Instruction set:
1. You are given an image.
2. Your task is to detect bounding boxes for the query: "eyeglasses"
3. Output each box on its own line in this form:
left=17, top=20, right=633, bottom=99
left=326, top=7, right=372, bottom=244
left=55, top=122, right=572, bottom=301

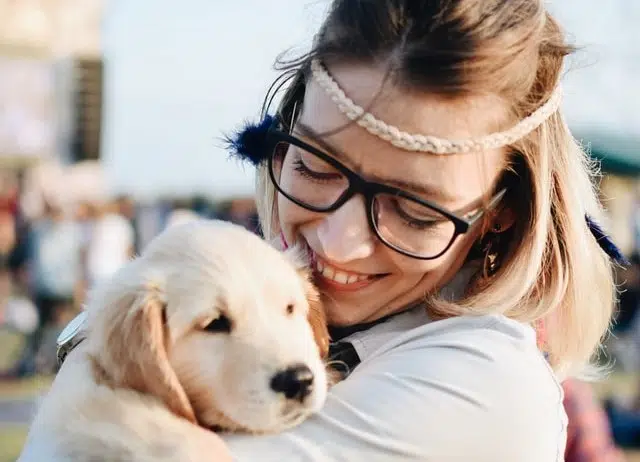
left=266, top=128, right=507, bottom=260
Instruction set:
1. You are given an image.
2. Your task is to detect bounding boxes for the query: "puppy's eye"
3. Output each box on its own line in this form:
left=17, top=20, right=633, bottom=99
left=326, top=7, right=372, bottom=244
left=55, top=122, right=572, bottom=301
left=286, top=304, right=295, bottom=315
left=204, top=314, right=232, bottom=333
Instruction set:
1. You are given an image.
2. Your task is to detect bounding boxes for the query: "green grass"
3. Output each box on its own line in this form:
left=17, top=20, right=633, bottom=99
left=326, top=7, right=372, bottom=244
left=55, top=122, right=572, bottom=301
left=0, top=330, right=25, bottom=372
left=0, top=375, right=51, bottom=462
left=0, top=426, right=28, bottom=462
left=0, top=328, right=52, bottom=461
left=0, top=376, right=52, bottom=400
left=0, top=376, right=51, bottom=462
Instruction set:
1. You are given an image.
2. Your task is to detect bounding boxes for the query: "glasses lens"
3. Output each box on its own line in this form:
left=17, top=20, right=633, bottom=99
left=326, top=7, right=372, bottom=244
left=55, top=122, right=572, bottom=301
left=372, top=192, right=456, bottom=258
left=271, top=141, right=349, bottom=210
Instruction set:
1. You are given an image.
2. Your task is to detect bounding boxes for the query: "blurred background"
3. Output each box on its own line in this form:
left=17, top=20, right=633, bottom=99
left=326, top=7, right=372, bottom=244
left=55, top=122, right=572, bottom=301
left=0, top=1, right=639, bottom=460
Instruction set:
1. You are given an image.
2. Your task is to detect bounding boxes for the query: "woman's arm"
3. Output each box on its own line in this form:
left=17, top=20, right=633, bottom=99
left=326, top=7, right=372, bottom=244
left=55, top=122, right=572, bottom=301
left=223, top=315, right=567, bottom=462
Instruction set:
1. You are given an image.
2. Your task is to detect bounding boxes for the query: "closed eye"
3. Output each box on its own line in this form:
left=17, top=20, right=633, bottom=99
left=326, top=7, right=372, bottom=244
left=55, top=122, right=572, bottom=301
left=204, top=313, right=232, bottom=333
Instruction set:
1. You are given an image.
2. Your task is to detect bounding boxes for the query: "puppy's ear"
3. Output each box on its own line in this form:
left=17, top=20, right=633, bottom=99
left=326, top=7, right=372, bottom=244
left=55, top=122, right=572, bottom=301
left=90, top=285, right=197, bottom=424
left=282, top=244, right=331, bottom=359
left=306, top=278, right=330, bottom=360
left=298, top=267, right=330, bottom=359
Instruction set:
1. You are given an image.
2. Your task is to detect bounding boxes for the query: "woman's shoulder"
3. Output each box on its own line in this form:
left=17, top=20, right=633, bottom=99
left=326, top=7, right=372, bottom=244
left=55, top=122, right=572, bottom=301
left=346, top=313, right=567, bottom=459
left=358, top=313, right=560, bottom=378
left=348, top=308, right=542, bottom=367
left=395, top=313, right=539, bottom=356
left=350, top=310, right=566, bottom=430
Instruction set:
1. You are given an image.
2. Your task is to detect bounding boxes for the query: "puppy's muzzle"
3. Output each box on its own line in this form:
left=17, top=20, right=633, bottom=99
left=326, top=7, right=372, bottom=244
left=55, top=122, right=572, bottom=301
left=270, top=364, right=314, bottom=402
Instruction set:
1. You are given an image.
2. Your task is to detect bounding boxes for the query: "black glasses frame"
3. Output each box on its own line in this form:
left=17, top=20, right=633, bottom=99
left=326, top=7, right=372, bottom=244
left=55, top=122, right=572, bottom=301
left=265, top=127, right=507, bottom=260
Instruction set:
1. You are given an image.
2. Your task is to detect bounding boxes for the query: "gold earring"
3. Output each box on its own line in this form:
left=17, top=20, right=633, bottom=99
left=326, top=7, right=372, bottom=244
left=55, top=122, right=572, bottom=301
left=482, top=233, right=502, bottom=277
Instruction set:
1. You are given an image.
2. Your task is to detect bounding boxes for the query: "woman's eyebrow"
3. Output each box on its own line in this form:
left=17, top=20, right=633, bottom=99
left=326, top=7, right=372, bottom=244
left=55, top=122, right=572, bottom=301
left=294, top=122, right=462, bottom=204
left=294, top=122, right=349, bottom=162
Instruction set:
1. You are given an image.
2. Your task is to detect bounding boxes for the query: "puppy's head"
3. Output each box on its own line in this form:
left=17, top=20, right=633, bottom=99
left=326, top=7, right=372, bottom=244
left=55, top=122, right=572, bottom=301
left=86, top=220, right=329, bottom=433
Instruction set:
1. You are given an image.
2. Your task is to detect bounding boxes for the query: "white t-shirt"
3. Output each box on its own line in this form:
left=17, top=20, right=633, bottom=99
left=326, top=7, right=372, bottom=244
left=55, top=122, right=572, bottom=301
left=86, top=214, right=134, bottom=286
left=223, top=264, right=568, bottom=462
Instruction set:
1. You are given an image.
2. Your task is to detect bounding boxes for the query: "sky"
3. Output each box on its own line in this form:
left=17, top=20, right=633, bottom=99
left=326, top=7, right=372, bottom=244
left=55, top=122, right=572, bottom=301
left=102, top=0, right=328, bottom=200
left=101, top=0, right=639, bottom=201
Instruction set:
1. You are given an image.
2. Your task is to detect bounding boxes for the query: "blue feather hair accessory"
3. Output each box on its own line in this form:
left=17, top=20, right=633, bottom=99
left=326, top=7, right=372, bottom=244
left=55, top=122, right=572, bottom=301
left=585, top=214, right=629, bottom=266
left=224, top=114, right=276, bottom=167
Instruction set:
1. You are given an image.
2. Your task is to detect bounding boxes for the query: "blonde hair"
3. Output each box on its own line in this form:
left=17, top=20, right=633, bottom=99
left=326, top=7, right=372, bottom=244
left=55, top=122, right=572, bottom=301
left=256, top=0, right=615, bottom=377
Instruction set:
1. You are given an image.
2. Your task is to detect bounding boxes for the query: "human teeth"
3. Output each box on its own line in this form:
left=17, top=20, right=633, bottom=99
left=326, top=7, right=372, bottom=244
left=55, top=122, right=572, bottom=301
left=315, top=259, right=372, bottom=285
left=322, top=267, right=335, bottom=279
left=334, top=272, right=349, bottom=284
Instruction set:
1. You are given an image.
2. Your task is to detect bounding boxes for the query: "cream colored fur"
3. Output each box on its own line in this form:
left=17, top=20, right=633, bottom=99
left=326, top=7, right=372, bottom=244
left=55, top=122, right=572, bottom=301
left=18, top=220, right=329, bottom=462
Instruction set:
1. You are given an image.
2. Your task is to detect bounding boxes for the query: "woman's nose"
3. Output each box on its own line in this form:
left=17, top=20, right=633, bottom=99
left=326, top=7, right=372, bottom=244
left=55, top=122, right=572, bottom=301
left=316, top=196, right=375, bottom=263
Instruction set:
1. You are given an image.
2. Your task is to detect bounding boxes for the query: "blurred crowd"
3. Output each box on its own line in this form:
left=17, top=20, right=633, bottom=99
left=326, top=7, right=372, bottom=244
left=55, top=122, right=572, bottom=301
left=0, top=168, right=258, bottom=378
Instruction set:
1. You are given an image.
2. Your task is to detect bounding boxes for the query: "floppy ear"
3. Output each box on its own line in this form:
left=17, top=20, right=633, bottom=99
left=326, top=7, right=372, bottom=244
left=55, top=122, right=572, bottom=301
left=282, top=244, right=331, bottom=359
left=298, top=267, right=330, bottom=359
left=89, top=284, right=197, bottom=424
left=297, top=272, right=346, bottom=386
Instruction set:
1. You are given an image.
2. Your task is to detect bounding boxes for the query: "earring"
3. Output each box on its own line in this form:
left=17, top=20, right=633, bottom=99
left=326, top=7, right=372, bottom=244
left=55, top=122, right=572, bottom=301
left=482, top=230, right=502, bottom=277
left=481, top=237, right=493, bottom=276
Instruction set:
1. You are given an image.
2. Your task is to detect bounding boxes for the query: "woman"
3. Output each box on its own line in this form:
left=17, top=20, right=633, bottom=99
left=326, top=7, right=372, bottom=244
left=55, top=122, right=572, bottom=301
left=218, top=0, right=619, bottom=460
left=41, top=0, right=619, bottom=460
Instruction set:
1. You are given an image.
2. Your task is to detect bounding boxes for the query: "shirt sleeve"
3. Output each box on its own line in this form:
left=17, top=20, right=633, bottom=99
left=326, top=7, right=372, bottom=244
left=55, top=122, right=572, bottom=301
left=223, top=316, right=567, bottom=462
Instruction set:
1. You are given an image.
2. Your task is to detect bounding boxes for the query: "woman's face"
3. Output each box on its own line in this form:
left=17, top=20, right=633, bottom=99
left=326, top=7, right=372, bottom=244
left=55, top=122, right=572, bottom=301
left=278, top=62, right=509, bottom=326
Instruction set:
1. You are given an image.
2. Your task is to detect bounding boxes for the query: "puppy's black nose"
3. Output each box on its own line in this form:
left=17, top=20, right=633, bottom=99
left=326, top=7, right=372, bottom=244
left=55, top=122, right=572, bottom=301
left=270, top=364, right=314, bottom=401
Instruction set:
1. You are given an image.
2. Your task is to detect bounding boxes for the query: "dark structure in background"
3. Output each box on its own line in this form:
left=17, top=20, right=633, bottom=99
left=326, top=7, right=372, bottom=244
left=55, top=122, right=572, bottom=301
left=71, top=57, right=103, bottom=163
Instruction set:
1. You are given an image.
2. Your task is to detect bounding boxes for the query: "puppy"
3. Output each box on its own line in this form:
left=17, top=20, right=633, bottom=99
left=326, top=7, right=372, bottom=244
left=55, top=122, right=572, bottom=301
left=18, top=220, right=329, bottom=462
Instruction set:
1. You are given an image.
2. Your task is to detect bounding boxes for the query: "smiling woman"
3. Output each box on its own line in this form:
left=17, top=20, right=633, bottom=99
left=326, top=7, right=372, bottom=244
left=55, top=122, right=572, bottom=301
left=218, top=0, right=620, bottom=460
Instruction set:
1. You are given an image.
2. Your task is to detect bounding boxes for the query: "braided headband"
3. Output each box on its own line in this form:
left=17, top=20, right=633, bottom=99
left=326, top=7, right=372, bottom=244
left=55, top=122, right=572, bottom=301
left=310, top=58, right=563, bottom=155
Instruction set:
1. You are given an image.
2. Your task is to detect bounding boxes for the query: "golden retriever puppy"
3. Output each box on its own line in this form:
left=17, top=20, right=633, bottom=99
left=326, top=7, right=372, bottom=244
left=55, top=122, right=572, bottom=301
left=18, top=220, right=329, bottom=462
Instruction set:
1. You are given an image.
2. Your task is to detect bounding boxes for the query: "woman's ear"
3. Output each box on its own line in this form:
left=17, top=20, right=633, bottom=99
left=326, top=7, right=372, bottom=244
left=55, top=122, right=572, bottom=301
left=491, top=206, right=516, bottom=233
left=88, top=283, right=197, bottom=424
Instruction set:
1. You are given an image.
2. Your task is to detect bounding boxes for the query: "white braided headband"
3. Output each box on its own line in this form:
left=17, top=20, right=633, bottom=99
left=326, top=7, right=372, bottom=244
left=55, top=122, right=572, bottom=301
left=310, top=58, right=563, bottom=154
